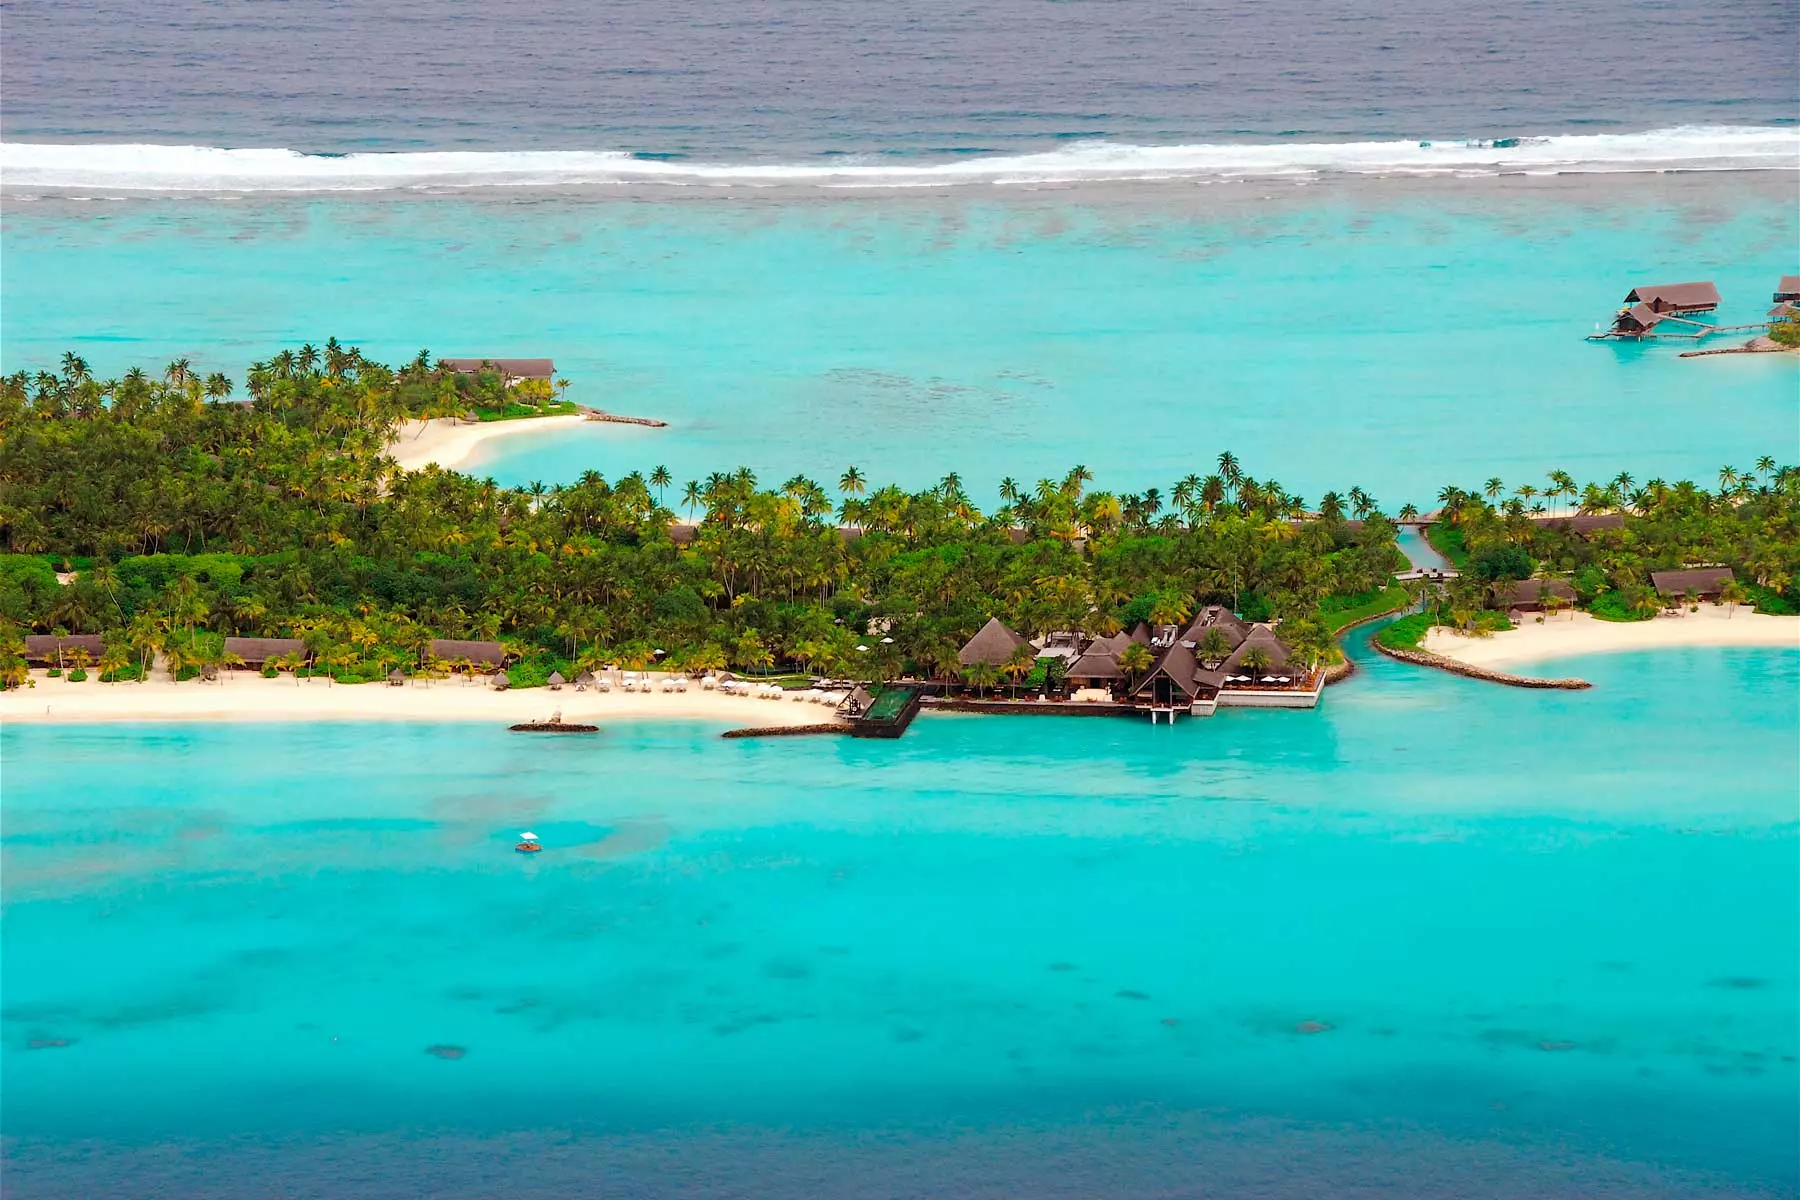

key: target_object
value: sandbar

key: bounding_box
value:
[1,671,844,729]
[388,415,588,472]
[1421,604,1799,669]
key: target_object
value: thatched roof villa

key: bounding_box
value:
[1492,579,1576,611]
[22,634,105,665]
[430,639,507,667]
[1651,567,1734,598]
[1774,276,1800,304]
[223,636,306,667]
[439,358,556,387]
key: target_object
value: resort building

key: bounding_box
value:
[1622,282,1720,316]
[1492,579,1575,612]
[22,633,104,665]
[1531,513,1625,536]
[1650,567,1735,600]
[956,617,1033,668]
[429,639,507,668]
[223,637,306,668]
[958,606,1321,719]
[1610,303,1667,337]
[1775,276,1800,304]
[438,358,556,387]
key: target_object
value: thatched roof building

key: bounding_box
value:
[1492,579,1576,610]
[1531,513,1625,536]
[1623,282,1720,315]
[1775,276,1800,304]
[439,358,556,383]
[431,639,506,667]
[1612,303,1665,336]
[387,668,407,686]
[547,670,566,689]
[1195,625,1297,690]
[957,618,1032,667]
[22,634,105,664]
[224,636,306,666]
[1651,567,1734,598]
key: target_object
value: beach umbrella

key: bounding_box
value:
[519,831,539,842]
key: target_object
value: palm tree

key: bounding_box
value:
[1398,502,1420,522]
[963,660,1002,698]
[1719,578,1748,616]
[1484,477,1504,501]
[649,465,672,507]
[1118,642,1154,688]
[1239,646,1274,679]
[839,466,866,497]
[98,641,131,683]
[1196,627,1233,667]
[1003,643,1037,698]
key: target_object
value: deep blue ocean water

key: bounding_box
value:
[3,637,1797,1197]
[3,0,1795,153]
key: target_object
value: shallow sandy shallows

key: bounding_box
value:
[1,671,843,729]
[1421,604,1800,669]
[387,415,588,472]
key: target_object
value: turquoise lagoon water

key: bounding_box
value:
[3,173,1795,507]
[3,636,1796,1197]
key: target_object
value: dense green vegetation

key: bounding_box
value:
[0,344,1403,686]
[1420,465,1799,632]
[1318,583,1411,633]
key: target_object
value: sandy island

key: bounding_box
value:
[1422,604,1799,669]
[388,415,589,472]
[1,671,845,730]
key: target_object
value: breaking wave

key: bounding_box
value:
[3,127,1794,193]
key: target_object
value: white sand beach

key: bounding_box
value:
[1,671,845,729]
[387,415,588,472]
[1422,604,1800,669]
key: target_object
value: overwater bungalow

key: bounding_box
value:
[1623,282,1720,316]
[1775,276,1800,304]
[1651,567,1734,599]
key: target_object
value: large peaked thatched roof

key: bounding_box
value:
[957,617,1031,667]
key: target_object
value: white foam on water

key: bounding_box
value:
[2,127,1794,193]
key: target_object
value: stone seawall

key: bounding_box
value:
[1371,641,1591,689]
[720,723,849,738]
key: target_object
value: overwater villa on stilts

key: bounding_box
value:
[952,609,1324,723]
[1588,279,1787,344]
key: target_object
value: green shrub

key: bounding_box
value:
[1746,584,1798,615]
[45,667,61,677]
[100,663,145,682]
[174,664,204,681]
[262,665,280,678]
[1375,612,1435,650]
[67,667,88,681]
[1589,590,1653,622]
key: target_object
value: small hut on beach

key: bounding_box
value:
[547,670,566,691]
[387,668,406,687]
[490,670,511,691]
[575,669,596,691]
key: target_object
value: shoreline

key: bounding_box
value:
[1420,605,1799,669]
[388,414,589,472]
[0,671,846,729]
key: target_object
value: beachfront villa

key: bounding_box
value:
[958,607,1322,719]
[1651,567,1735,601]
[438,358,556,388]
[1493,578,1576,615]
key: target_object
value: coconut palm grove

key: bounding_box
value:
[1,345,1796,689]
